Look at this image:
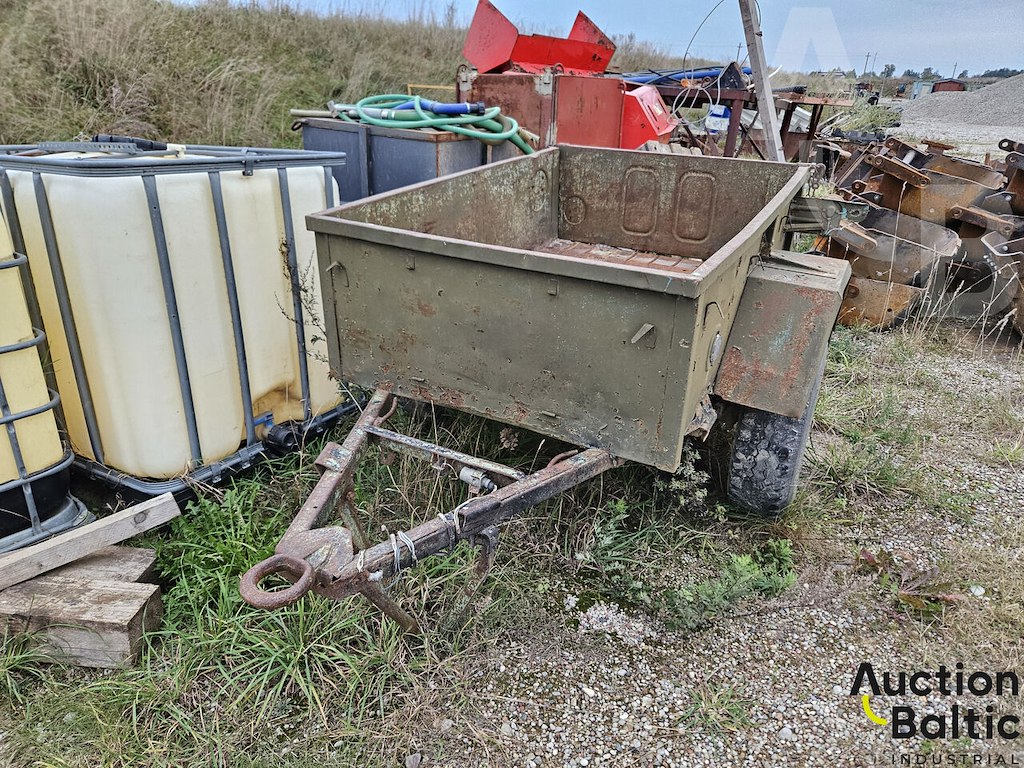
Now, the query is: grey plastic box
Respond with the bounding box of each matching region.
[300,117,520,202]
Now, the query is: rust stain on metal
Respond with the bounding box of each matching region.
[438,388,466,408]
[416,301,437,317]
[715,345,760,394]
[411,384,466,409]
[380,330,416,356]
[345,327,370,345]
[838,277,922,329]
[536,239,704,275]
[502,401,530,423]
[714,252,849,419]
[310,146,814,471]
[239,387,621,630]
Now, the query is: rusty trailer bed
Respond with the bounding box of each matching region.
[308,146,812,471]
[536,238,705,275]
[239,147,851,620]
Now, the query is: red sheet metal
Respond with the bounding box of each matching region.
[620,86,676,149]
[462,72,557,145]
[554,76,625,148]
[463,0,615,75]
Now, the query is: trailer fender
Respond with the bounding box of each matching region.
[713,250,851,418]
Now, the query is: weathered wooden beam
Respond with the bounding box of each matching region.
[0,493,179,591]
[36,545,158,584]
[0,571,162,668]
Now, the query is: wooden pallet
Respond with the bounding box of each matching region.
[0,545,162,668]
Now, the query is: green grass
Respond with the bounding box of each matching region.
[802,324,1007,519]
[1,411,540,765]
[1,3,1021,761]
[806,328,931,504]
[571,496,796,631]
[676,682,755,734]
[833,103,901,131]
[4,456,432,765]
[987,436,1024,468]
[0,398,793,766]
[3,318,1021,764]
[0,631,53,705]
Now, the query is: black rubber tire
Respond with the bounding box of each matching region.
[725,363,824,517]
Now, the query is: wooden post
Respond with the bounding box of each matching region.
[738,0,786,162]
[723,97,746,157]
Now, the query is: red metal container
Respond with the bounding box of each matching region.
[462,0,614,75]
[458,0,677,150]
[620,86,675,149]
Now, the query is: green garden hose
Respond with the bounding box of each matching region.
[332,94,534,155]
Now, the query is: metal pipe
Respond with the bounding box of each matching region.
[33,172,105,463]
[0,448,74,495]
[239,385,623,620]
[277,168,312,423]
[0,148,347,178]
[0,372,40,533]
[73,400,358,497]
[142,174,203,467]
[622,66,752,84]
[0,323,45,354]
[0,388,61,426]
[208,171,256,447]
[0,174,45,334]
[364,424,526,485]
[290,109,334,118]
[322,166,335,209]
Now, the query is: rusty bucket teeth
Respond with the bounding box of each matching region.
[839,276,924,330]
[833,135,1024,329]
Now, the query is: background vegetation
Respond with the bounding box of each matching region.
[0,0,701,147]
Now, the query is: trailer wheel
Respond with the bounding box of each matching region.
[725,364,824,517]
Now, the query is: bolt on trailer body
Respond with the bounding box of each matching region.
[241,146,853,627]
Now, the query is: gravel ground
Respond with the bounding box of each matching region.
[899,75,1024,127]
[411,328,1024,768]
[890,120,1014,161]
[890,75,1024,159]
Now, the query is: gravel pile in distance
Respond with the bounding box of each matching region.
[899,74,1024,126]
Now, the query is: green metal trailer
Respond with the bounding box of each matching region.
[241,146,851,626]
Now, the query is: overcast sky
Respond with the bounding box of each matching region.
[316,0,1024,76]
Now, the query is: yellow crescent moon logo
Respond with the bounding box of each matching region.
[862,694,888,726]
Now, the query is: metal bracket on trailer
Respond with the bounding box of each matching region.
[783,195,870,236]
[240,389,621,631]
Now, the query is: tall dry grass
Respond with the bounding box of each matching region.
[0,0,718,148]
[608,32,719,74]
[0,0,467,146]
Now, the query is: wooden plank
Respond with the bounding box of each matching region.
[37,546,157,584]
[0,579,162,668]
[0,494,179,591]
